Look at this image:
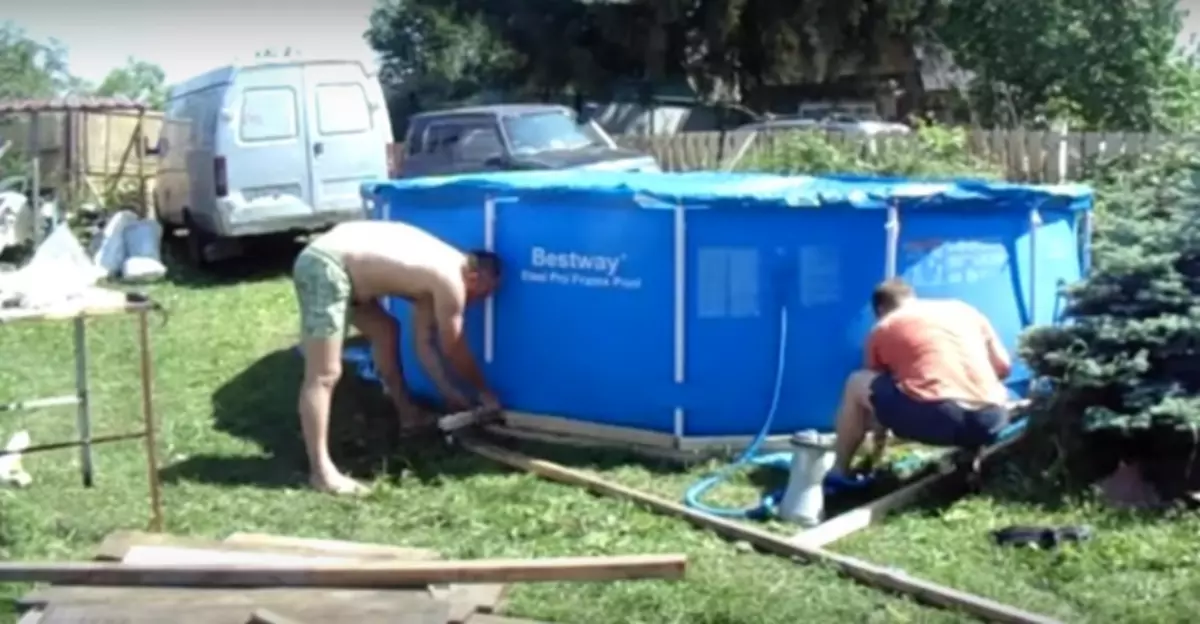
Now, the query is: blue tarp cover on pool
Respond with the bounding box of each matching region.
[365,170,1093,212]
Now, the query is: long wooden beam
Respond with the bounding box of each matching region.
[0,553,686,587]
[461,437,1061,624]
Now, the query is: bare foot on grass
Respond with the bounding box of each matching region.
[309,472,371,496]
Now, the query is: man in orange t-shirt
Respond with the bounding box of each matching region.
[829,279,1013,478]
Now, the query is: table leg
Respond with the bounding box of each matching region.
[72,316,94,487]
[137,310,165,532]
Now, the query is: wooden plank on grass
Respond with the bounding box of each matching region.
[791,428,1028,548]
[464,614,552,624]
[0,551,687,587]
[247,608,309,624]
[223,532,441,560]
[18,586,444,614]
[460,437,1061,624]
[90,530,504,624]
[34,600,448,624]
[222,532,507,622]
[97,530,441,561]
[15,608,43,624]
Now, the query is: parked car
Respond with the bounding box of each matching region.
[155,57,393,265]
[398,104,660,178]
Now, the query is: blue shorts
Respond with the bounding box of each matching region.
[870,373,1008,448]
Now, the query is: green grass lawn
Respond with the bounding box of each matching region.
[0,247,1196,623]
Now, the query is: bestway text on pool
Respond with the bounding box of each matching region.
[520,246,643,289]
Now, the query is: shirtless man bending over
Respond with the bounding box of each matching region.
[292,221,501,494]
[829,279,1012,482]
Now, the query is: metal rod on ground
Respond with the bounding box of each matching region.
[460,437,1061,624]
[73,316,94,487]
[0,431,145,457]
[0,553,687,587]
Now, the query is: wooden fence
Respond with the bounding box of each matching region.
[612,128,1175,182]
[0,110,162,206]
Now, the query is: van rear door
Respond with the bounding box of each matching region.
[302,62,390,217]
[225,65,313,220]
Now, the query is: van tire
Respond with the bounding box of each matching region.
[183,213,212,267]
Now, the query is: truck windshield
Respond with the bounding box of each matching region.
[503,111,604,154]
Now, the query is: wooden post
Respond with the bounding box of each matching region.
[28,112,41,241]
[135,109,148,217]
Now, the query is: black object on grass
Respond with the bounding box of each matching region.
[991,525,1094,549]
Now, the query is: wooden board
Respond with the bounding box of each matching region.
[223,533,442,561]
[0,552,687,586]
[12,531,502,624]
[247,608,310,624]
[462,437,1062,624]
[15,608,43,624]
[96,531,440,562]
[89,531,504,622]
[464,614,551,624]
[221,532,507,619]
[35,595,448,624]
[19,586,440,611]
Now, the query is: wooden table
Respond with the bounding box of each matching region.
[0,288,164,531]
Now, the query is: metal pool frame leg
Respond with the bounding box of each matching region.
[137,309,165,532]
[72,317,94,487]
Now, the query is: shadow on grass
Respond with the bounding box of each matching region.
[159,340,683,490]
[161,233,303,290]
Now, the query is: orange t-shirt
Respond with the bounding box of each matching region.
[865,299,1010,404]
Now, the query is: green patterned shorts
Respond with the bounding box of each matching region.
[293,246,352,340]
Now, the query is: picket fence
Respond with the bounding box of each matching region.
[612,128,1176,182]
[387,127,1180,182]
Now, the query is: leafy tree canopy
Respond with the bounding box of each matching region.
[0,24,76,101]
[94,57,168,109]
[365,0,1197,132]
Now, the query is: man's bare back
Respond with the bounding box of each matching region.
[292,220,502,495]
[310,221,468,304]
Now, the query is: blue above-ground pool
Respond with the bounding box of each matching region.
[362,171,1092,447]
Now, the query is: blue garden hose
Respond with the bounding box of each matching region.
[683,306,792,520]
[681,303,1035,519]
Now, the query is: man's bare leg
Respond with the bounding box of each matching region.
[832,370,878,474]
[299,336,366,494]
[865,421,891,469]
[351,302,431,431]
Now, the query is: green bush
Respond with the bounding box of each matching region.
[736,124,1004,179]
[1018,143,1200,493]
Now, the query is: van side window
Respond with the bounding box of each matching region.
[315,83,371,135]
[240,87,298,142]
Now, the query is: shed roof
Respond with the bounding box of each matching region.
[0,95,148,114]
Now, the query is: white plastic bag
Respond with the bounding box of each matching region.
[0,431,31,488]
[0,224,105,308]
[0,191,29,254]
[120,218,166,282]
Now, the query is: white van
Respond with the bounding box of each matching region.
[154,58,394,264]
